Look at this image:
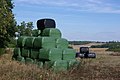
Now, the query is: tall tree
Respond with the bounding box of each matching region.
[0,0,16,47]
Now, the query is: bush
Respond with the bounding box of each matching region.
[0,48,5,56]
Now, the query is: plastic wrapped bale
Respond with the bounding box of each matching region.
[30,49,39,59]
[24,37,35,48]
[39,48,62,61]
[76,52,85,58]
[80,47,89,53]
[21,48,30,58]
[56,38,69,49]
[25,58,34,64]
[88,53,96,58]
[43,61,54,69]
[17,56,25,63]
[44,60,68,72]
[33,37,56,49]
[37,61,44,68]
[12,48,21,60]
[42,28,62,39]
[62,49,76,60]
[17,36,27,47]
[32,29,41,37]
[67,59,80,70]
[37,19,56,31]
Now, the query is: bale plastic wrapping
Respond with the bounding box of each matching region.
[24,37,35,48]
[21,48,30,58]
[37,19,56,30]
[62,49,76,60]
[42,28,61,39]
[25,58,34,64]
[32,29,41,37]
[17,36,27,47]
[30,49,39,59]
[12,48,21,59]
[37,61,44,68]
[67,59,80,70]
[44,60,68,72]
[17,56,25,63]
[33,37,56,49]
[56,38,69,49]
[39,48,62,61]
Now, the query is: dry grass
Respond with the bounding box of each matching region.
[0,48,120,80]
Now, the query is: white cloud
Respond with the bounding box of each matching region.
[14,0,120,13]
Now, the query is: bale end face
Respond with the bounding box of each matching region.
[80,47,89,53]
[37,18,56,30]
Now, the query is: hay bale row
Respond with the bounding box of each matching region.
[13,48,76,61]
[17,37,68,49]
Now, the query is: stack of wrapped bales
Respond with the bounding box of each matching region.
[12,18,80,72]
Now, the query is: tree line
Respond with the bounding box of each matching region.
[91,41,120,52]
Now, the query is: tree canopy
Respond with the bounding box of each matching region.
[17,21,34,36]
[0,0,16,47]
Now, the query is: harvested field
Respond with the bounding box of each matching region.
[0,48,120,80]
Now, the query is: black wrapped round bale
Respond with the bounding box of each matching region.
[37,18,56,30]
[80,47,89,53]
[88,53,96,58]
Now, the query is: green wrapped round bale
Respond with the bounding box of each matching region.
[21,48,30,58]
[37,61,44,68]
[44,60,68,72]
[12,48,21,59]
[33,37,56,49]
[42,28,62,39]
[67,59,80,70]
[39,48,62,61]
[24,37,35,48]
[17,36,27,47]
[25,58,34,64]
[56,38,69,49]
[32,29,41,37]
[17,56,25,63]
[62,49,76,60]
[30,49,39,59]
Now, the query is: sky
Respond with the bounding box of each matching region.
[13,0,120,41]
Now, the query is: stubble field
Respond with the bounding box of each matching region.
[0,47,120,80]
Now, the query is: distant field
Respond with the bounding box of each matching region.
[71,43,105,52]
[0,47,120,80]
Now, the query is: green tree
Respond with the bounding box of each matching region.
[17,21,34,36]
[0,0,16,47]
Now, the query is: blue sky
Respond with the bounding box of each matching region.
[13,0,120,41]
